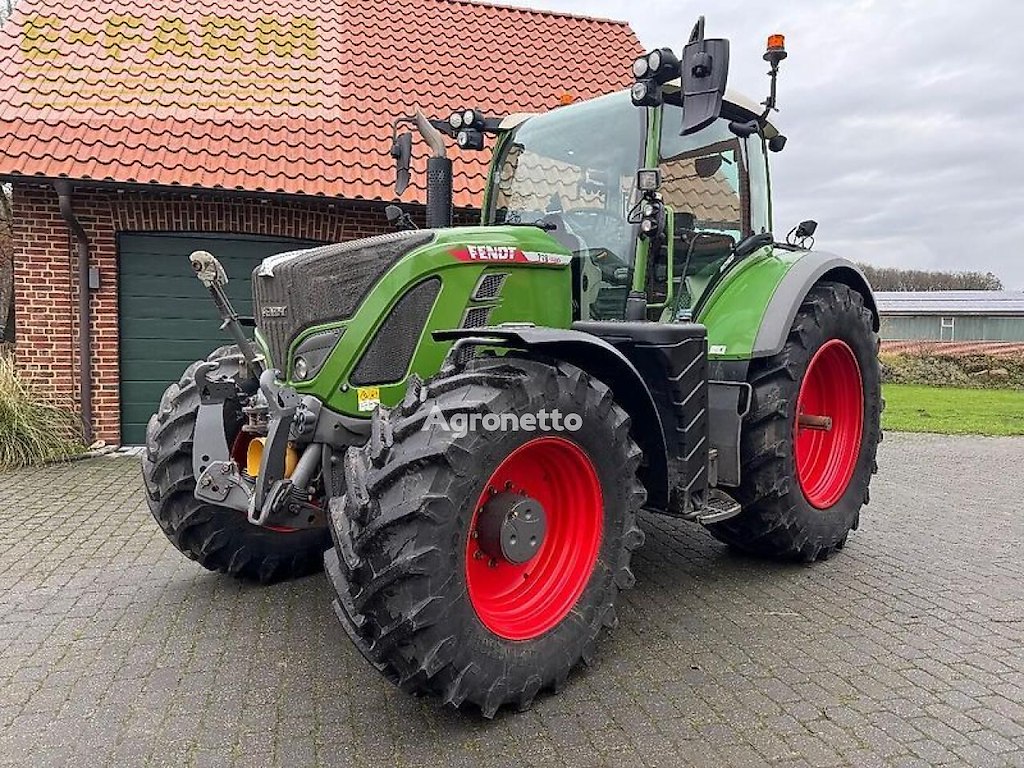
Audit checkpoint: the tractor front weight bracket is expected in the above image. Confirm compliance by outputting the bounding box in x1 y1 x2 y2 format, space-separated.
191 365 328 530
192 361 259 514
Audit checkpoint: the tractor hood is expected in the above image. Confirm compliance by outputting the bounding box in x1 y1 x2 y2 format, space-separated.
252 230 433 367
252 224 573 378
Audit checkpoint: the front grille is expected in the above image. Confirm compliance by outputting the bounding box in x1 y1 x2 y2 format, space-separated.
253 268 290 369
350 278 442 386
253 231 433 367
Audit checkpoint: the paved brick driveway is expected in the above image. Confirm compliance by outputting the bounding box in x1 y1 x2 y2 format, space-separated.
1 433 1023 768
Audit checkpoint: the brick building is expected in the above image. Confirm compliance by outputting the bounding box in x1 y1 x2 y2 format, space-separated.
0 0 639 444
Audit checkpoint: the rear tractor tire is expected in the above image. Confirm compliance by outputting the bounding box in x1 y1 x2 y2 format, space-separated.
707 282 882 561
325 357 646 717
142 345 330 583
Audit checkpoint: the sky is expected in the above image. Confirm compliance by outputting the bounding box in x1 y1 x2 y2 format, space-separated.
501 0 1024 289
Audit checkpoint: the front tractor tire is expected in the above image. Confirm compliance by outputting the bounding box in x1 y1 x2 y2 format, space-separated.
325 358 646 717
142 345 330 583
707 282 882 561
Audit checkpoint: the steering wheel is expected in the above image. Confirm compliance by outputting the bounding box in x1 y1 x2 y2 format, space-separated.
537 212 590 253
558 209 624 242
557 210 631 265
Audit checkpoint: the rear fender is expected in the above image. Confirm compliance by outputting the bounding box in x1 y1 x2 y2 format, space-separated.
434 326 670 511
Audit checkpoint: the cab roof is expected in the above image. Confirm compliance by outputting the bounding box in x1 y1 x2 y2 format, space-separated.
499 87 779 138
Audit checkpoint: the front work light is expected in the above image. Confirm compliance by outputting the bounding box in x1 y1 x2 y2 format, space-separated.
631 47 679 108
457 128 484 150
634 47 681 84
448 108 485 131
636 168 661 192
630 80 662 108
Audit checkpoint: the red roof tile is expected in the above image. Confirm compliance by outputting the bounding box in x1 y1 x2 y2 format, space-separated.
0 0 641 207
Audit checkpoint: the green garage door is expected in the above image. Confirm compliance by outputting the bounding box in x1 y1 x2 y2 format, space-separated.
119 233 320 444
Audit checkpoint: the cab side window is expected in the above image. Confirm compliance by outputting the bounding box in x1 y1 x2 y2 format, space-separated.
658 106 748 241
658 106 751 310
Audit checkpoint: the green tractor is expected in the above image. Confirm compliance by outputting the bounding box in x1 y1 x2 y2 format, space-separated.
143 18 881 717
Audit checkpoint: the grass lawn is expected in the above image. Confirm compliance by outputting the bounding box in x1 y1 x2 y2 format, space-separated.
882 384 1024 436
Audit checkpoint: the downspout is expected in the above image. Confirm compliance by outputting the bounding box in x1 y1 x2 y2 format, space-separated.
54 181 94 444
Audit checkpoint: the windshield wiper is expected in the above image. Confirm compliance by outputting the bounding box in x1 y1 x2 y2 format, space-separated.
504 220 556 231
497 212 557 231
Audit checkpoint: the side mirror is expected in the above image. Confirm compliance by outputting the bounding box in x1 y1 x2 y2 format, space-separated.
390 131 412 196
680 17 730 136
694 155 723 179
795 219 817 239
786 219 817 248
385 205 404 227
384 204 418 231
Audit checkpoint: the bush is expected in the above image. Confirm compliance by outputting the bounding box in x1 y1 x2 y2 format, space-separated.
880 352 1024 390
0 352 85 470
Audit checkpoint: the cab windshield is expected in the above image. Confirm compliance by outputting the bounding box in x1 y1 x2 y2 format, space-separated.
488 91 645 319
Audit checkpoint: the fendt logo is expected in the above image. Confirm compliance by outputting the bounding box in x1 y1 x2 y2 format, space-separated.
462 245 518 261
261 305 287 318
450 246 572 266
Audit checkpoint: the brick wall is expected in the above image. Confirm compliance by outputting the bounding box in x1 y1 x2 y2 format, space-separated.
12 181 477 444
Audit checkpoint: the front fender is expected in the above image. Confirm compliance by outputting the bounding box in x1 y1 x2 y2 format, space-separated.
752 251 878 358
697 247 878 360
434 326 670 511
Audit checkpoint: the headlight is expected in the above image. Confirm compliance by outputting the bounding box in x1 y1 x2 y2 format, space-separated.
293 356 310 381
463 109 476 127
449 111 464 129
647 49 662 72
632 56 649 79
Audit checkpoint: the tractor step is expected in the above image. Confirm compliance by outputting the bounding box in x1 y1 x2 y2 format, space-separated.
694 490 742 525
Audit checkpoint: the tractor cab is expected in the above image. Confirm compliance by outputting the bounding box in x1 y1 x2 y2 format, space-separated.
388 17 789 326
485 87 779 323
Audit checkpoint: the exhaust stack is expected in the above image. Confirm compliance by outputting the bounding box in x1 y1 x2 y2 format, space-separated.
408 110 453 229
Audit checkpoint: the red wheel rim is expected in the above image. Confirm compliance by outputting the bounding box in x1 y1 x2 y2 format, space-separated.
794 339 864 509
465 436 603 641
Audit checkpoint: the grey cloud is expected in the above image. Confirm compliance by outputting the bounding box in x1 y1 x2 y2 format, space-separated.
500 0 1024 287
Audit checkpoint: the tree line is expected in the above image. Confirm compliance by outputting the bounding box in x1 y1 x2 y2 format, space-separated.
857 263 1004 292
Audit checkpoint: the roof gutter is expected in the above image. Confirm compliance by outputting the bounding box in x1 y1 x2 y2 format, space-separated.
0 175 480 212
53 181 94 444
